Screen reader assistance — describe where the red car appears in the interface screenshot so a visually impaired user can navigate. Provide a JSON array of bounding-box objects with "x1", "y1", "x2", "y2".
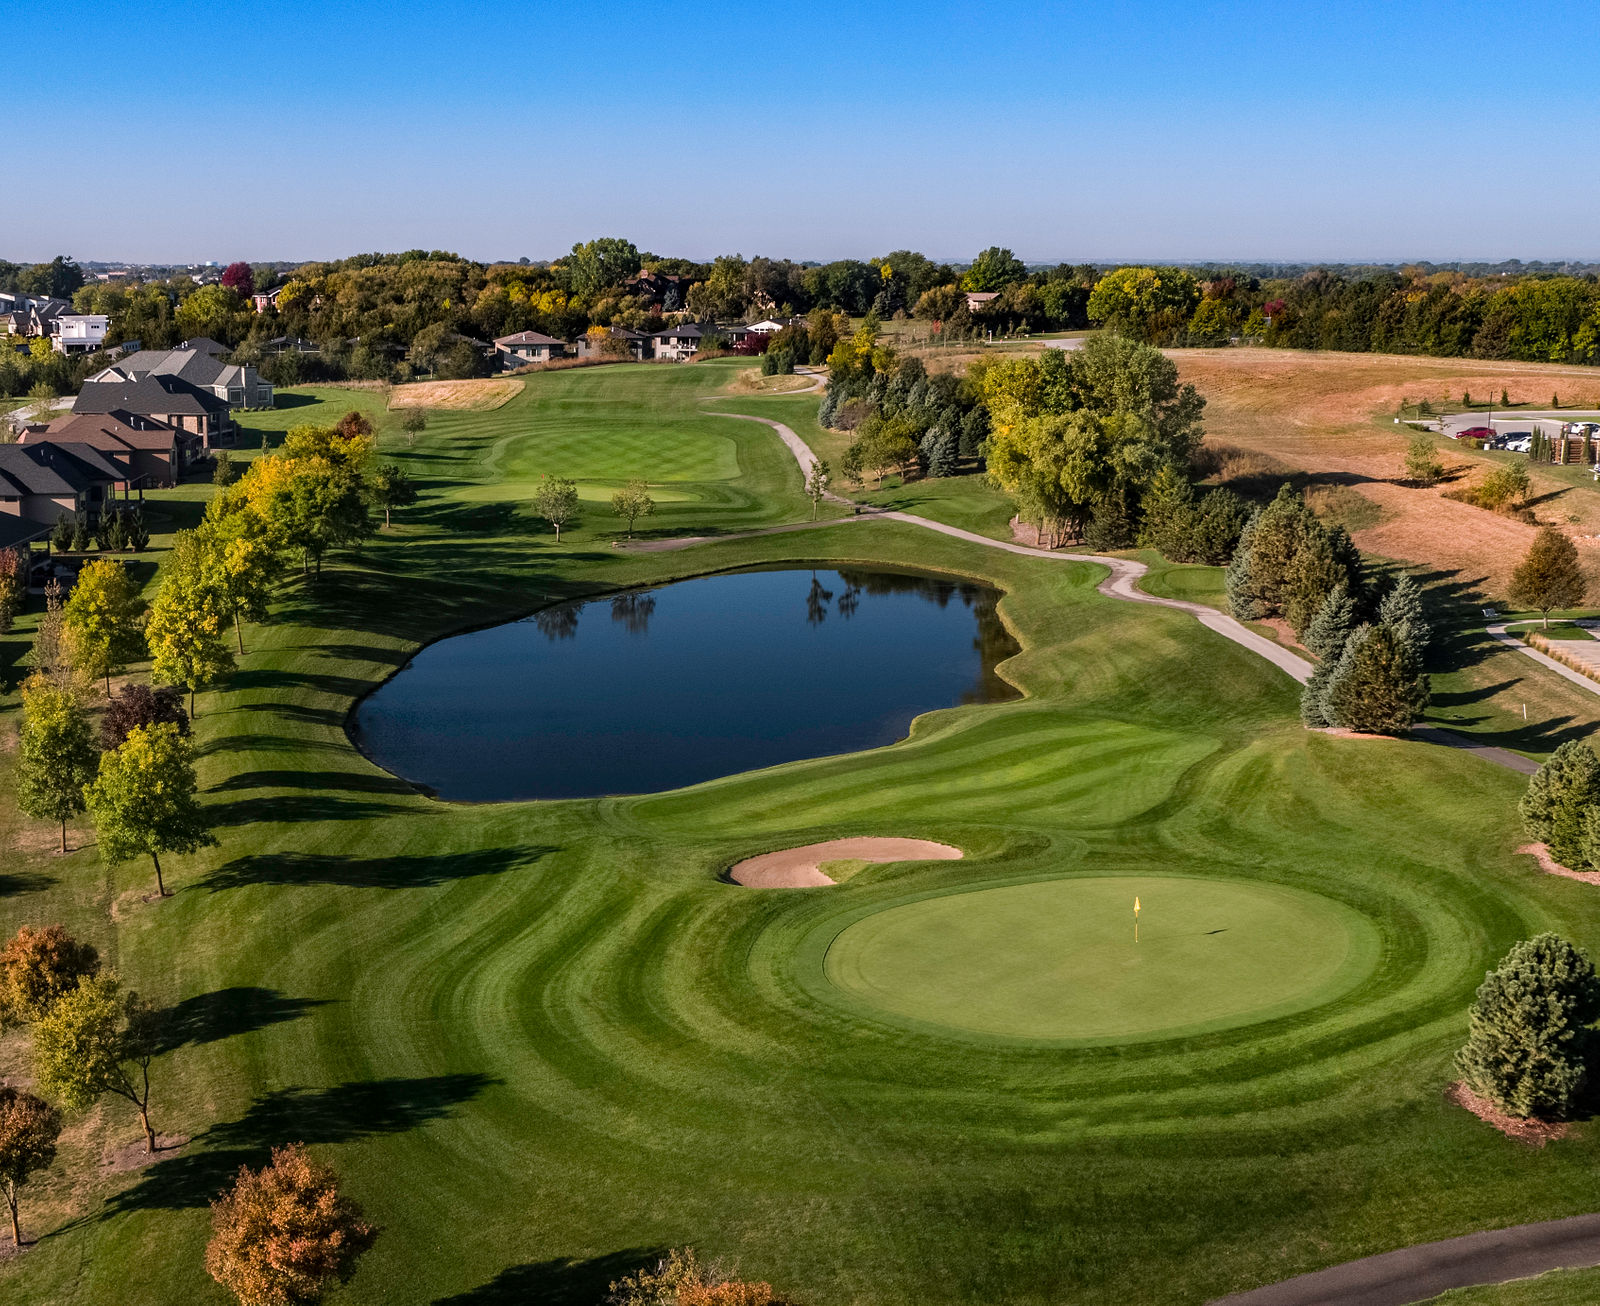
[{"x1": 1454, "y1": 425, "x2": 1494, "y2": 441}]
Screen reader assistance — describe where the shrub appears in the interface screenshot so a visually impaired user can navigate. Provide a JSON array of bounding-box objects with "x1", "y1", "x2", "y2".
[
  {"x1": 1456, "y1": 934, "x2": 1600, "y2": 1119},
  {"x1": 607, "y1": 1249, "x2": 794, "y2": 1306},
  {"x1": 760, "y1": 346, "x2": 794, "y2": 377}
]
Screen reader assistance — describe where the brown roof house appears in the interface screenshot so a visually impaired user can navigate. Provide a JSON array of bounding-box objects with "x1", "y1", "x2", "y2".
[
  {"x1": 35, "y1": 411, "x2": 190, "y2": 489},
  {"x1": 493, "y1": 330, "x2": 568, "y2": 371}
]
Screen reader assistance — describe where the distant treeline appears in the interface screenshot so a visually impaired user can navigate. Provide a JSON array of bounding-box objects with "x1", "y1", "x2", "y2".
[{"x1": 8, "y1": 245, "x2": 1600, "y2": 399}]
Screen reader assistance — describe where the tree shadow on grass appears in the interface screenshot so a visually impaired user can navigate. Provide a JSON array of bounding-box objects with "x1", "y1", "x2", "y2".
[
  {"x1": 152, "y1": 987, "x2": 332, "y2": 1056},
  {"x1": 0, "y1": 869, "x2": 57, "y2": 897},
  {"x1": 204, "y1": 792, "x2": 421, "y2": 828},
  {"x1": 203, "y1": 844, "x2": 556, "y2": 891},
  {"x1": 209, "y1": 768, "x2": 418, "y2": 796},
  {"x1": 100, "y1": 1073, "x2": 497, "y2": 1216},
  {"x1": 433, "y1": 1250, "x2": 666, "y2": 1305}
]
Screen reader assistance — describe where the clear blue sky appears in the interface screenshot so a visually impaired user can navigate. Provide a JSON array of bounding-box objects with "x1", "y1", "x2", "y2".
[{"x1": 16, "y1": 1, "x2": 1599, "y2": 265}]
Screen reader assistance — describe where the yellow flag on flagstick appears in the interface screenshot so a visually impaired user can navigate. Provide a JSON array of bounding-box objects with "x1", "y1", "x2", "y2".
[
  {"x1": 1134, "y1": 897, "x2": 1140, "y2": 915},
  {"x1": 1134, "y1": 896, "x2": 1141, "y2": 943}
]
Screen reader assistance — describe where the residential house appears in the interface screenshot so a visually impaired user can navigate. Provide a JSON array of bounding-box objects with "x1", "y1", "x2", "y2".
[
  {"x1": 964, "y1": 292, "x2": 1000, "y2": 312},
  {"x1": 85, "y1": 339, "x2": 273, "y2": 409},
  {"x1": 251, "y1": 287, "x2": 283, "y2": 313},
  {"x1": 52, "y1": 314, "x2": 109, "y2": 354},
  {"x1": 0, "y1": 441, "x2": 131, "y2": 538},
  {"x1": 574, "y1": 326, "x2": 654, "y2": 361},
  {"x1": 73, "y1": 373, "x2": 236, "y2": 447},
  {"x1": 747, "y1": 319, "x2": 791, "y2": 335},
  {"x1": 0, "y1": 293, "x2": 72, "y2": 341},
  {"x1": 36, "y1": 411, "x2": 190, "y2": 489},
  {"x1": 493, "y1": 330, "x2": 569, "y2": 370},
  {"x1": 651, "y1": 323, "x2": 710, "y2": 362}
]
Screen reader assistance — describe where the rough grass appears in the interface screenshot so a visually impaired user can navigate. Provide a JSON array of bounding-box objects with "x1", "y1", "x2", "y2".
[
  {"x1": 1172, "y1": 348, "x2": 1600, "y2": 593},
  {"x1": 3, "y1": 363, "x2": 1600, "y2": 1304},
  {"x1": 388, "y1": 377, "x2": 525, "y2": 410}
]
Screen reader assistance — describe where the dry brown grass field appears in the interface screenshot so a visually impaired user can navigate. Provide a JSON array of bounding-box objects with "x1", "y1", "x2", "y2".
[
  {"x1": 388, "y1": 377, "x2": 524, "y2": 410},
  {"x1": 1171, "y1": 348, "x2": 1600, "y2": 595}
]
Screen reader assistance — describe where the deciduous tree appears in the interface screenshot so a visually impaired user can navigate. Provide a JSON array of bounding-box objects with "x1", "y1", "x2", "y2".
[
  {"x1": 1457, "y1": 934, "x2": 1600, "y2": 1119},
  {"x1": 0, "y1": 546, "x2": 23, "y2": 634},
  {"x1": 610, "y1": 480, "x2": 655, "y2": 539},
  {"x1": 366, "y1": 463, "x2": 416, "y2": 529},
  {"x1": 61, "y1": 557, "x2": 145, "y2": 694},
  {"x1": 147, "y1": 531, "x2": 234, "y2": 714},
  {"x1": 84, "y1": 722, "x2": 215, "y2": 897},
  {"x1": 102, "y1": 683, "x2": 189, "y2": 751},
  {"x1": 33, "y1": 973, "x2": 163, "y2": 1151},
  {"x1": 1404, "y1": 432, "x2": 1443, "y2": 486},
  {"x1": 0, "y1": 1088, "x2": 60, "y2": 1249},
  {"x1": 0, "y1": 924, "x2": 100, "y2": 1029},
  {"x1": 535, "y1": 476, "x2": 579, "y2": 541},
  {"x1": 1510, "y1": 526, "x2": 1588, "y2": 627},
  {"x1": 804, "y1": 459, "x2": 832, "y2": 518},
  {"x1": 197, "y1": 514, "x2": 277, "y2": 654},
  {"x1": 15, "y1": 675, "x2": 98, "y2": 853},
  {"x1": 206, "y1": 1143, "x2": 378, "y2": 1306}
]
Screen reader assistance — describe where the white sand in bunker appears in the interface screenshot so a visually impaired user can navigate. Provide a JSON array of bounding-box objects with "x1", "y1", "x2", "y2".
[{"x1": 728, "y1": 837, "x2": 963, "y2": 888}]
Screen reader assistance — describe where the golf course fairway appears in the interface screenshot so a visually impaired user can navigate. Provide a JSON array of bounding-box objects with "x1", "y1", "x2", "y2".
[{"x1": 821, "y1": 875, "x2": 1378, "y2": 1041}]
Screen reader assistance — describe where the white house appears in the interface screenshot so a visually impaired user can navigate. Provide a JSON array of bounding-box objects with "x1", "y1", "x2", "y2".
[
  {"x1": 52, "y1": 314, "x2": 109, "y2": 354},
  {"x1": 747, "y1": 319, "x2": 789, "y2": 335}
]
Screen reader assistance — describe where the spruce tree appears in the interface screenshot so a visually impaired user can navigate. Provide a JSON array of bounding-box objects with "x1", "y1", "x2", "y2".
[
  {"x1": 1510, "y1": 527, "x2": 1588, "y2": 628},
  {"x1": 1456, "y1": 934, "x2": 1600, "y2": 1119},
  {"x1": 1224, "y1": 511, "x2": 1262, "y2": 620},
  {"x1": 1138, "y1": 465, "x2": 1197, "y2": 559},
  {"x1": 1519, "y1": 740, "x2": 1600, "y2": 868},
  {"x1": 1320, "y1": 623, "x2": 1429, "y2": 735},
  {"x1": 1379, "y1": 573, "x2": 1430, "y2": 657},
  {"x1": 1300, "y1": 588, "x2": 1356, "y2": 728}
]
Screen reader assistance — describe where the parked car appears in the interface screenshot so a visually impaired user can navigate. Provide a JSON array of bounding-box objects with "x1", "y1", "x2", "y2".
[
  {"x1": 1454, "y1": 425, "x2": 1494, "y2": 441},
  {"x1": 1506, "y1": 437, "x2": 1533, "y2": 454}
]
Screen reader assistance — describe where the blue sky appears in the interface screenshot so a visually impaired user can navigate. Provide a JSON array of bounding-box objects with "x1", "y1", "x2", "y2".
[{"x1": 13, "y1": 1, "x2": 1599, "y2": 265}]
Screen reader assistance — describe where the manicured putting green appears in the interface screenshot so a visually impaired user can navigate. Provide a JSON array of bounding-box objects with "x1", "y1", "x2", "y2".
[{"x1": 824, "y1": 875, "x2": 1378, "y2": 1041}]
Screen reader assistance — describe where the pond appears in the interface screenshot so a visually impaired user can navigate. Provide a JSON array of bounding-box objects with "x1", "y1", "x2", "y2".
[{"x1": 352, "y1": 566, "x2": 1020, "y2": 801}]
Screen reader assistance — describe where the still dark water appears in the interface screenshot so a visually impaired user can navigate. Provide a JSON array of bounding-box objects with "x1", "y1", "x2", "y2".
[{"x1": 352, "y1": 567, "x2": 1019, "y2": 801}]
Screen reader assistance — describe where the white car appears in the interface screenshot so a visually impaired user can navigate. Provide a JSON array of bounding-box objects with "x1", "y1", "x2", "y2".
[{"x1": 1506, "y1": 438, "x2": 1533, "y2": 454}]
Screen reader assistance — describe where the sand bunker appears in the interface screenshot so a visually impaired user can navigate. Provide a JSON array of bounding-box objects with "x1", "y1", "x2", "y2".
[{"x1": 728, "y1": 837, "x2": 963, "y2": 888}]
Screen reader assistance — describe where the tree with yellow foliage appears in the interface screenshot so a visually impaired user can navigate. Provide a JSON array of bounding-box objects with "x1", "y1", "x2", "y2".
[
  {"x1": 146, "y1": 532, "x2": 234, "y2": 715},
  {"x1": 61, "y1": 557, "x2": 145, "y2": 694}
]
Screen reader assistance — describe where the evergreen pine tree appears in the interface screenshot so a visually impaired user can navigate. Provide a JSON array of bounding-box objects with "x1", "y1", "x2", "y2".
[
  {"x1": 1456, "y1": 933, "x2": 1600, "y2": 1119},
  {"x1": 1224, "y1": 511, "x2": 1263, "y2": 620},
  {"x1": 1138, "y1": 465, "x2": 1197, "y2": 559},
  {"x1": 1519, "y1": 740, "x2": 1600, "y2": 868},
  {"x1": 1379, "y1": 574, "x2": 1430, "y2": 657},
  {"x1": 1300, "y1": 588, "x2": 1356, "y2": 727},
  {"x1": 50, "y1": 514, "x2": 73, "y2": 552},
  {"x1": 1320, "y1": 623, "x2": 1430, "y2": 735},
  {"x1": 70, "y1": 517, "x2": 91, "y2": 553}
]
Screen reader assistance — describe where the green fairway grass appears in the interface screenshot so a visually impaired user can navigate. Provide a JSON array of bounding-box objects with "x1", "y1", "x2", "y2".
[
  {"x1": 820, "y1": 875, "x2": 1377, "y2": 1041},
  {"x1": 4, "y1": 360, "x2": 1600, "y2": 1305}
]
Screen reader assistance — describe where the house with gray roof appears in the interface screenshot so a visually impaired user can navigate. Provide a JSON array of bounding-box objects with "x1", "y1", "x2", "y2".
[
  {"x1": 0, "y1": 441, "x2": 131, "y2": 538},
  {"x1": 73, "y1": 374, "x2": 235, "y2": 447},
  {"x1": 86, "y1": 338, "x2": 272, "y2": 409}
]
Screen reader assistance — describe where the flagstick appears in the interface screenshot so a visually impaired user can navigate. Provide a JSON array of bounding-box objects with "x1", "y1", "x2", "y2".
[{"x1": 1134, "y1": 895, "x2": 1141, "y2": 945}]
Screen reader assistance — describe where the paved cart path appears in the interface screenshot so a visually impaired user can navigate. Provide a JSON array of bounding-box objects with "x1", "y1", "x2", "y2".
[
  {"x1": 655, "y1": 409, "x2": 1541, "y2": 776},
  {"x1": 1209, "y1": 1212, "x2": 1600, "y2": 1306}
]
